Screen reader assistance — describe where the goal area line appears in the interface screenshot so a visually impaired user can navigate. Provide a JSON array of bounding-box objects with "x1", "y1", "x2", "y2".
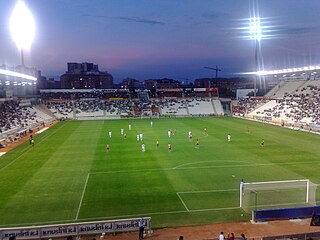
[{"x1": 176, "y1": 189, "x2": 240, "y2": 212}]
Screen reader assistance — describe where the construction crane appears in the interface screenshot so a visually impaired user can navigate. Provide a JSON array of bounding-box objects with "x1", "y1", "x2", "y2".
[{"x1": 204, "y1": 65, "x2": 221, "y2": 79}]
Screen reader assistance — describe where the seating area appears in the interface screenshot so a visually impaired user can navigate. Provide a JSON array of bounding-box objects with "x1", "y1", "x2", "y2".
[
  {"x1": 234, "y1": 79, "x2": 320, "y2": 126},
  {"x1": 187, "y1": 99, "x2": 215, "y2": 115},
  {"x1": 1, "y1": 93, "x2": 225, "y2": 127},
  {"x1": 46, "y1": 101, "x2": 74, "y2": 119},
  {"x1": 104, "y1": 100, "x2": 133, "y2": 117},
  {"x1": 266, "y1": 79, "x2": 316, "y2": 99},
  {"x1": 160, "y1": 99, "x2": 188, "y2": 115},
  {"x1": 212, "y1": 99, "x2": 225, "y2": 115},
  {"x1": 43, "y1": 97, "x2": 225, "y2": 119},
  {"x1": 0, "y1": 100, "x2": 53, "y2": 136},
  {"x1": 75, "y1": 100, "x2": 104, "y2": 117}
]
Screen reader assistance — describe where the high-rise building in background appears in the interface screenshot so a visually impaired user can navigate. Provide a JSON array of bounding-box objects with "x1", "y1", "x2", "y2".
[{"x1": 60, "y1": 62, "x2": 113, "y2": 89}]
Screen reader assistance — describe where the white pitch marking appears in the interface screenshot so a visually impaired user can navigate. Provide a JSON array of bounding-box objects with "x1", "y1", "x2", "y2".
[
  {"x1": 178, "y1": 189, "x2": 239, "y2": 194},
  {"x1": 75, "y1": 173, "x2": 90, "y2": 220},
  {"x1": 77, "y1": 205, "x2": 242, "y2": 223},
  {"x1": 189, "y1": 206, "x2": 240, "y2": 212},
  {"x1": 173, "y1": 160, "x2": 251, "y2": 169},
  {"x1": 176, "y1": 192, "x2": 190, "y2": 212},
  {"x1": 0, "y1": 205, "x2": 242, "y2": 228}
]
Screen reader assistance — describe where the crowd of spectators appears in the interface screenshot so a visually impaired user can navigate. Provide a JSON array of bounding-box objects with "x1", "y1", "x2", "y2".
[
  {"x1": 0, "y1": 101, "x2": 38, "y2": 133},
  {"x1": 103, "y1": 100, "x2": 133, "y2": 116},
  {"x1": 159, "y1": 99, "x2": 187, "y2": 115},
  {"x1": 268, "y1": 85, "x2": 320, "y2": 124},
  {"x1": 234, "y1": 98, "x2": 269, "y2": 115},
  {"x1": 46, "y1": 101, "x2": 73, "y2": 118},
  {"x1": 40, "y1": 91, "x2": 132, "y2": 100},
  {"x1": 234, "y1": 85, "x2": 320, "y2": 125},
  {"x1": 75, "y1": 100, "x2": 102, "y2": 114},
  {"x1": 43, "y1": 97, "x2": 222, "y2": 118}
]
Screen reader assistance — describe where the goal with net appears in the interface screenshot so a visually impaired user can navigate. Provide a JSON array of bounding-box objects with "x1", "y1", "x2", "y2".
[{"x1": 240, "y1": 179, "x2": 318, "y2": 213}]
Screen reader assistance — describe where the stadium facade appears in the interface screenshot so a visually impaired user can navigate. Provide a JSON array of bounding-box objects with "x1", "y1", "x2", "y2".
[{"x1": 0, "y1": 64, "x2": 39, "y2": 98}]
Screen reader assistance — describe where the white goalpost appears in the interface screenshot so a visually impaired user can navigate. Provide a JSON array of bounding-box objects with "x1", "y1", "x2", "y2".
[{"x1": 239, "y1": 179, "x2": 317, "y2": 212}]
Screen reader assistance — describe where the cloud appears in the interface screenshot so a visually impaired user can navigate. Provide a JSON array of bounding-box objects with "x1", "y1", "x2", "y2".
[
  {"x1": 114, "y1": 17, "x2": 165, "y2": 25},
  {"x1": 81, "y1": 13, "x2": 165, "y2": 26},
  {"x1": 277, "y1": 26, "x2": 320, "y2": 36},
  {"x1": 81, "y1": 13, "x2": 92, "y2": 17},
  {"x1": 201, "y1": 11, "x2": 231, "y2": 21},
  {"x1": 81, "y1": 13, "x2": 108, "y2": 19}
]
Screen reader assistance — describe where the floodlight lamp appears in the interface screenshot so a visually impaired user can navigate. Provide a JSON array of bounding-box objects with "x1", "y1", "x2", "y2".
[
  {"x1": 10, "y1": 1, "x2": 35, "y2": 51},
  {"x1": 249, "y1": 17, "x2": 262, "y2": 40}
]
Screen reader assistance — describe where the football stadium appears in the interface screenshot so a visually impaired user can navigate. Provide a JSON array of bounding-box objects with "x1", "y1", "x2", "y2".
[{"x1": 1, "y1": 1, "x2": 320, "y2": 240}]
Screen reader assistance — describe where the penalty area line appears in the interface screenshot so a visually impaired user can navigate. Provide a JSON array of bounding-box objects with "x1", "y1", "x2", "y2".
[
  {"x1": 77, "y1": 205, "x2": 241, "y2": 223},
  {"x1": 176, "y1": 192, "x2": 190, "y2": 212},
  {"x1": 75, "y1": 173, "x2": 90, "y2": 220},
  {"x1": 178, "y1": 188, "x2": 239, "y2": 194},
  {"x1": 189, "y1": 206, "x2": 240, "y2": 213}
]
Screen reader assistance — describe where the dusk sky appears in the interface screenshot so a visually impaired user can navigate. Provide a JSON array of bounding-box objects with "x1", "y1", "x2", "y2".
[{"x1": 1, "y1": 0, "x2": 320, "y2": 82}]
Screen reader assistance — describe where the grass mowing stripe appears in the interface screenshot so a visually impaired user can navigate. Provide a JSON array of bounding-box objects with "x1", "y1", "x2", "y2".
[
  {"x1": 0, "y1": 122, "x2": 66, "y2": 173},
  {"x1": 0, "y1": 117, "x2": 319, "y2": 227},
  {"x1": 90, "y1": 160, "x2": 320, "y2": 175},
  {"x1": 77, "y1": 206, "x2": 242, "y2": 222}
]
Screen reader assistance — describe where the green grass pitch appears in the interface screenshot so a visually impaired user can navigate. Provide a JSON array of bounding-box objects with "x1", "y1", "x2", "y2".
[{"x1": 0, "y1": 117, "x2": 319, "y2": 228}]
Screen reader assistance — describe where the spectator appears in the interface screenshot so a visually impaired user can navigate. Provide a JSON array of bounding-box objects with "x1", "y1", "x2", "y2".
[
  {"x1": 219, "y1": 232, "x2": 225, "y2": 240},
  {"x1": 241, "y1": 233, "x2": 247, "y2": 240},
  {"x1": 228, "y1": 233, "x2": 235, "y2": 240}
]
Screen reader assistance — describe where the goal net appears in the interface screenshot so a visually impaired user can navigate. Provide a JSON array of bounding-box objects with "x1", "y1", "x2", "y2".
[{"x1": 240, "y1": 179, "x2": 318, "y2": 213}]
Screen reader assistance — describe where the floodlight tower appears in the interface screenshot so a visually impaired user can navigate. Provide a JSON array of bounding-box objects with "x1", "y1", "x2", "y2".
[
  {"x1": 10, "y1": 0, "x2": 35, "y2": 67},
  {"x1": 249, "y1": 0, "x2": 264, "y2": 96}
]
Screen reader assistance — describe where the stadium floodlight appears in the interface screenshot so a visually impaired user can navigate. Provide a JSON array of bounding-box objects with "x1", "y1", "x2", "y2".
[
  {"x1": 240, "y1": 64, "x2": 320, "y2": 76},
  {"x1": 0, "y1": 69, "x2": 37, "y2": 81},
  {"x1": 249, "y1": 17, "x2": 262, "y2": 41},
  {"x1": 10, "y1": 0, "x2": 35, "y2": 66},
  {"x1": 249, "y1": 16, "x2": 263, "y2": 96}
]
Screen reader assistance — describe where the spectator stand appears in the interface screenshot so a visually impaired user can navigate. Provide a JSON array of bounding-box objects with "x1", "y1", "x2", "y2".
[{"x1": 232, "y1": 78, "x2": 320, "y2": 133}]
